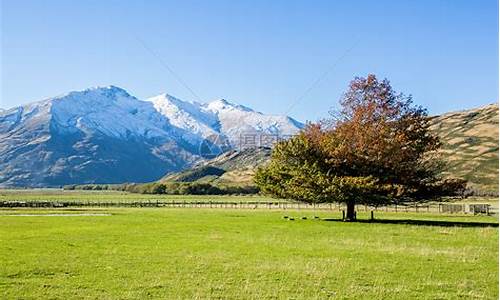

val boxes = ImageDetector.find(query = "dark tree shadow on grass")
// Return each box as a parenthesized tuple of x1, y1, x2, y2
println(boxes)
(322, 218, 499, 228)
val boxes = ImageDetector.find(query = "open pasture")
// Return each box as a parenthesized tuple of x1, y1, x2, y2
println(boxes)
(0, 189, 281, 204)
(1, 190, 496, 211)
(1, 207, 498, 299)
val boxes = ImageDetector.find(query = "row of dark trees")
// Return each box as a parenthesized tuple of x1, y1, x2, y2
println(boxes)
(64, 182, 259, 195)
(254, 75, 467, 221)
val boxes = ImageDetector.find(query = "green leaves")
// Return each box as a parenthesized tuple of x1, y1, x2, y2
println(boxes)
(255, 75, 456, 206)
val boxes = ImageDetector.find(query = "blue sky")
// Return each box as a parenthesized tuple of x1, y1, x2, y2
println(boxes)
(1, 0, 498, 122)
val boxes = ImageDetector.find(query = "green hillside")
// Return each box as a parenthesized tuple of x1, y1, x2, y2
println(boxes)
(429, 103, 498, 194)
(163, 104, 499, 194)
(161, 147, 272, 185)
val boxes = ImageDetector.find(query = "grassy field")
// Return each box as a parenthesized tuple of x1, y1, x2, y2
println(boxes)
(1, 189, 497, 208)
(0, 207, 497, 299)
(0, 189, 283, 203)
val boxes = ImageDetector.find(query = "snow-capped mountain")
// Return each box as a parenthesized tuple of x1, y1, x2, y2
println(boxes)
(0, 86, 303, 186)
(148, 93, 220, 142)
(148, 93, 303, 147)
(0, 86, 203, 187)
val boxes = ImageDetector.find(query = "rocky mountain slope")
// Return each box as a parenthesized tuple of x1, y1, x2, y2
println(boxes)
(0, 87, 303, 187)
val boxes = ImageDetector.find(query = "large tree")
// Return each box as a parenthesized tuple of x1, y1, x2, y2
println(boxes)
(255, 74, 464, 221)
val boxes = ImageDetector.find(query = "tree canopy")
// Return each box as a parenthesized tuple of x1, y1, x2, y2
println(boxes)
(255, 74, 466, 220)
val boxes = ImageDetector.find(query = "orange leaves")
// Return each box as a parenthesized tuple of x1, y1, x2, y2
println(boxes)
(255, 74, 449, 205)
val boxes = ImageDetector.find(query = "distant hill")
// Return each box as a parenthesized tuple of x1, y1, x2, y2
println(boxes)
(429, 103, 498, 194)
(161, 147, 272, 185)
(164, 104, 499, 194)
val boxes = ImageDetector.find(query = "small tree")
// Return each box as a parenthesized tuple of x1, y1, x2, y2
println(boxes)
(255, 74, 463, 221)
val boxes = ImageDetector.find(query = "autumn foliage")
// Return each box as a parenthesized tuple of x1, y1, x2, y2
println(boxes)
(255, 75, 466, 220)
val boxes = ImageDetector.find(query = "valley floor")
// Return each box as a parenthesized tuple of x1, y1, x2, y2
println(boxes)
(0, 206, 498, 299)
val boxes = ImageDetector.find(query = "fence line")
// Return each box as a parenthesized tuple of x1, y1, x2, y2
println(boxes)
(0, 200, 495, 215)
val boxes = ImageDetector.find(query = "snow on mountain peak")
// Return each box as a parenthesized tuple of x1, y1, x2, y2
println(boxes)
(147, 93, 220, 141)
(72, 85, 131, 99)
(3, 86, 303, 153)
(0, 86, 305, 186)
(39, 86, 178, 140)
(148, 92, 304, 146)
(205, 98, 255, 113)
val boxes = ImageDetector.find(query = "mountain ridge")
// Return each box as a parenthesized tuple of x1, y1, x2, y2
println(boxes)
(147, 93, 304, 147)
(0, 86, 304, 187)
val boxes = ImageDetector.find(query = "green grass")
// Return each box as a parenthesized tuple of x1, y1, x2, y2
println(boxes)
(1, 190, 496, 209)
(0, 189, 284, 203)
(1, 208, 497, 299)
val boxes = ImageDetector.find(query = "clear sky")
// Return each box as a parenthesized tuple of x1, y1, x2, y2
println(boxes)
(1, 0, 498, 122)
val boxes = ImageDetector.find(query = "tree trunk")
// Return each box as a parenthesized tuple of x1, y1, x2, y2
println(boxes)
(345, 200, 356, 221)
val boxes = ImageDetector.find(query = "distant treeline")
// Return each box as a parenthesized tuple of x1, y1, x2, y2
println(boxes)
(62, 182, 496, 197)
(63, 182, 260, 195)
